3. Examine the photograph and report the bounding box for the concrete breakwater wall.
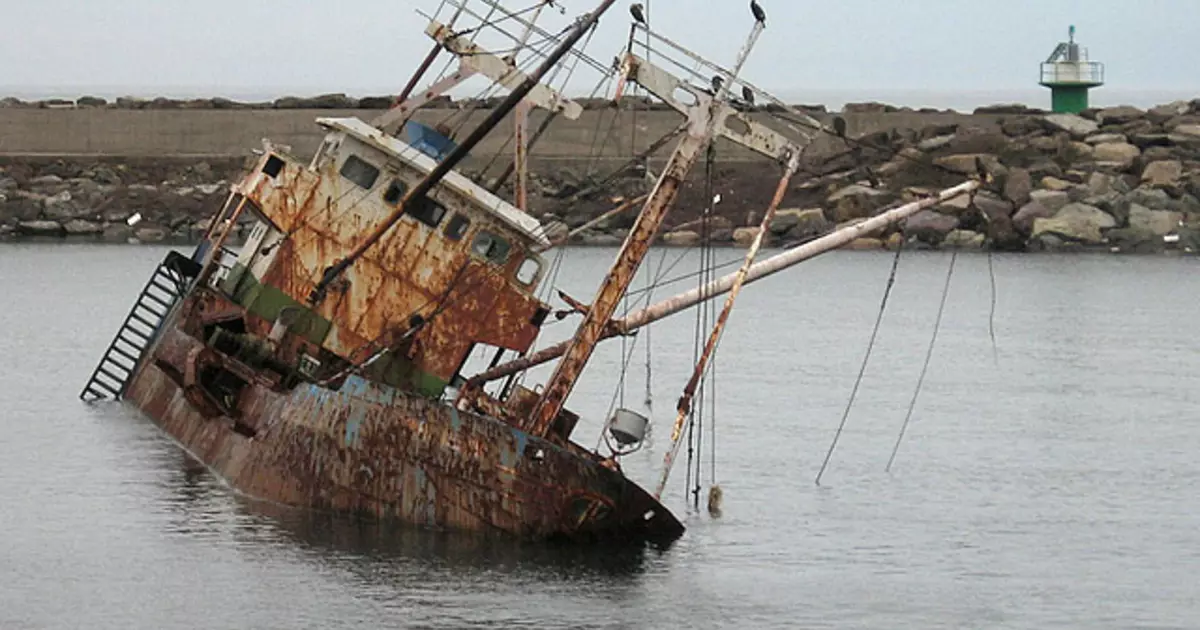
[2,101,1200,254]
[0,106,996,162]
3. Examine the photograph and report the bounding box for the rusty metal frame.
[654,149,801,499]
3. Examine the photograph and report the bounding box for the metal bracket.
[373,18,583,136]
[621,53,798,164]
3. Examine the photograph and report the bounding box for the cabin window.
[471,230,510,264]
[339,155,379,190]
[383,179,407,205]
[407,196,447,228]
[444,213,471,241]
[262,155,285,178]
[516,256,541,286]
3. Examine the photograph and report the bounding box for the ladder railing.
[80,251,200,402]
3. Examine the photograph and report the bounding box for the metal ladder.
[80,251,199,402]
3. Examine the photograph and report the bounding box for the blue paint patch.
[344,405,366,448]
[448,405,463,431]
[498,431,527,468]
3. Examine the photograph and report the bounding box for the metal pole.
[654,150,800,499]
[465,180,981,385]
[521,19,766,439]
[309,0,620,305]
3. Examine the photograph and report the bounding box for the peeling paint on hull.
[122,325,685,545]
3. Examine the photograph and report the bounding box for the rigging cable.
[885,250,958,473]
[814,244,904,486]
[987,250,999,365]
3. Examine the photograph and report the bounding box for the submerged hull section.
[122,324,684,545]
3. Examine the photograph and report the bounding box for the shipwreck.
[80,0,979,545]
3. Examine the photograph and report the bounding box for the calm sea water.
[2,243,1198,629]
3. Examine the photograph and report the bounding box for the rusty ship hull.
[119,302,683,544]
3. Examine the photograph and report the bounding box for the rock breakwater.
[3,100,1200,253]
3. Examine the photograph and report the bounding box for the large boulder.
[732,227,768,247]
[1031,203,1117,244]
[1091,142,1141,169]
[16,220,65,237]
[1029,189,1070,212]
[1002,167,1033,206]
[1141,160,1184,189]
[1096,106,1145,126]
[1147,101,1190,124]
[662,230,701,246]
[902,210,959,244]
[1042,114,1100,138]
[826,184,893,223]
[1127,204,1182,236]
[778,209,832,242]
[942,229,985,249]
[0,191,46,222]
[1105,227,1164,253]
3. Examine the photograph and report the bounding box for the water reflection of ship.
[234,495,657,581]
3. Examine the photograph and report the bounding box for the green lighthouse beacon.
[1040,25,1105,114]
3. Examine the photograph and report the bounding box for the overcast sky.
[3,0,1198,109]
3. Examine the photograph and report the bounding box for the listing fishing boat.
[79,0,978,545]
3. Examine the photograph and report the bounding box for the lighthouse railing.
[1040,61,1104,85]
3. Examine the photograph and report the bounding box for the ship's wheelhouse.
[205,117,553,399]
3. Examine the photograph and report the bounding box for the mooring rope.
[987,250,999,365]
[814,244,904,486]
[886,250,958,473]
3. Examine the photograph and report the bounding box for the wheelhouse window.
[339,155,379,190]
[407,196,447,228]
[471,230,511,264]
[444,213,471,241]
[382,179,407,205]
[516,256,542,286]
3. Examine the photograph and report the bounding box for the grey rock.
[1000,117,1044,137]
[62,219,104,235]
[1141,160,1184,188]
[1,191,46,222]
[1087,172,1117,197]
[1031,203,1116,244]
[102,224,134,243]
[1096,106,1145,126]
[133,226,169,243]
[661,230,701,246]
[774,208,830,240]
[1002,168,1032,208]
[1127,204,1182,236]
[1084,132,1128,145]
[1129,133,1172,150]
[917,134,955,151]
[1172,123,1200,137]
[1029,189,1070,212]
[1043,114,1100,138]
[1147,101,1190,123]
[42,191,86,220]
[1125,187,1173,210]
[29,174,64,188]
[1012,201,1055,234]
[972,191,1015,221]
[827,184,892,223]
[1106,227,1165,253]
[902,210,959,244]
[1091,142,1141,169]
[942,229,985,249]
[16,220,65,236]
[933,153,996,175]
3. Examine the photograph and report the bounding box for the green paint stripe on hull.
[224,263,448,397]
